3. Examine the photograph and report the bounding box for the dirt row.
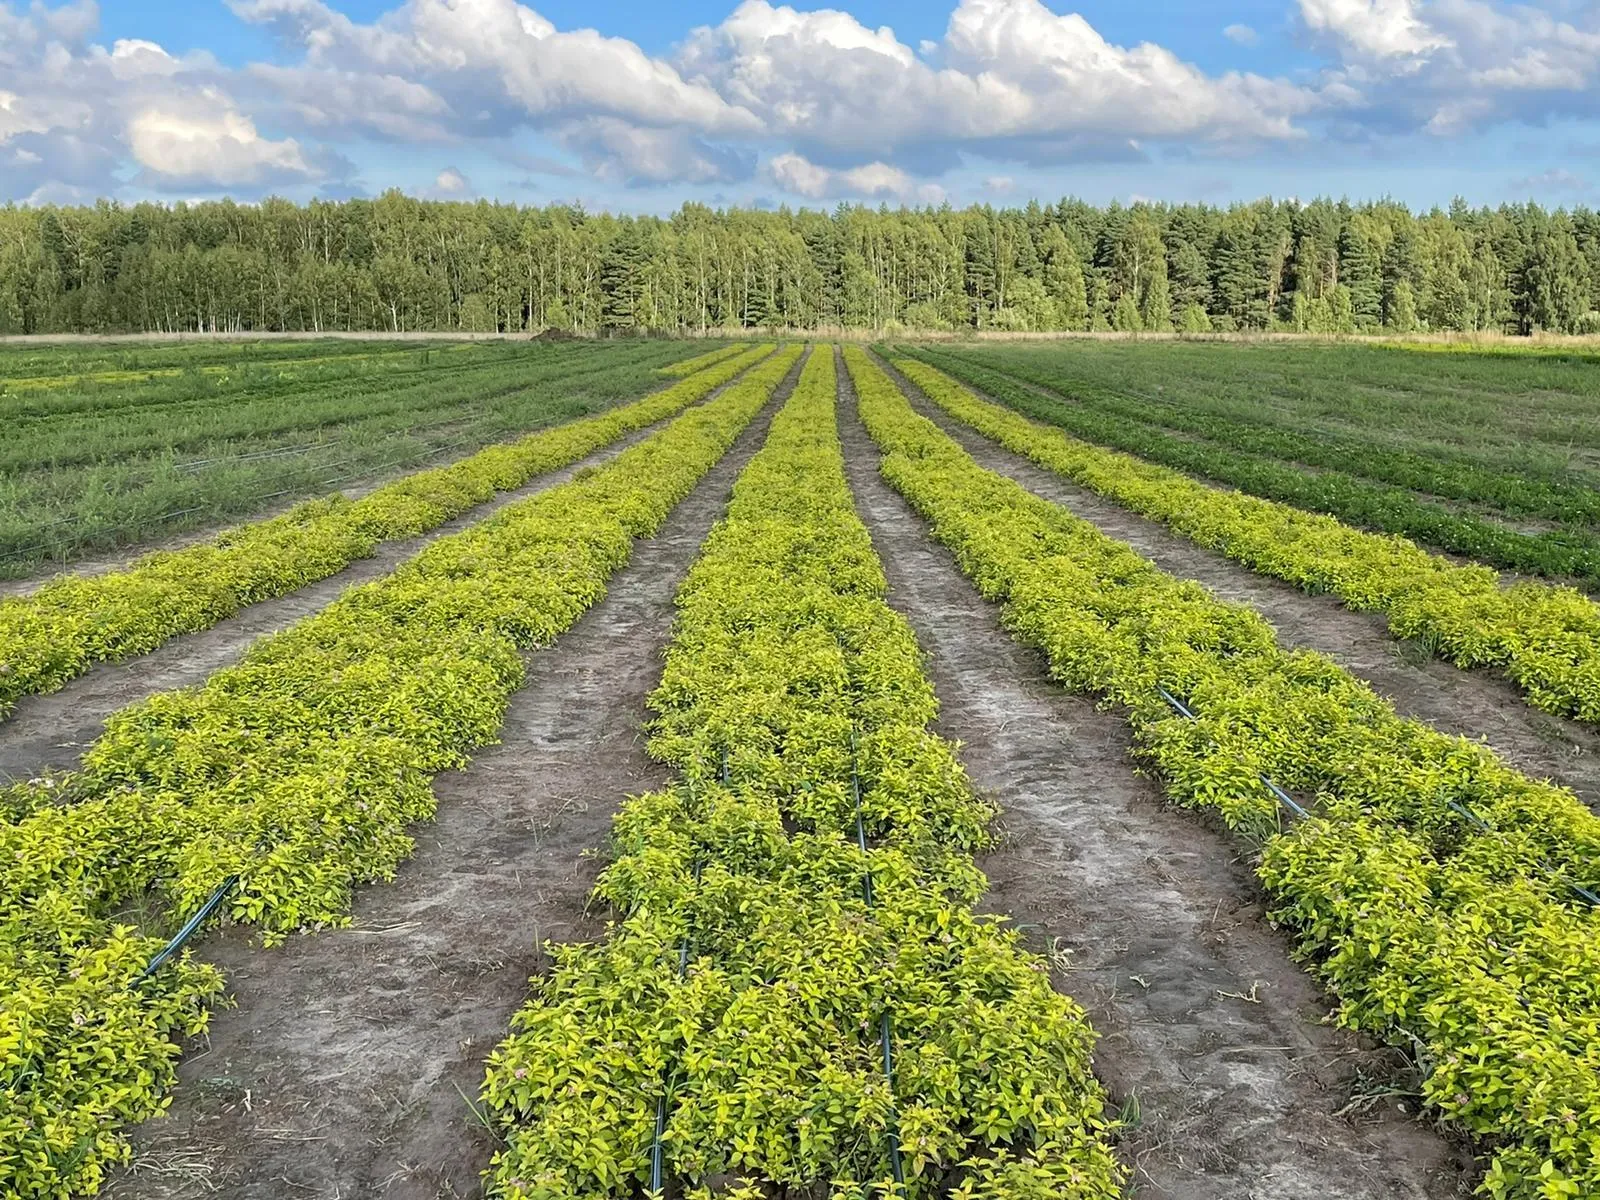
[104,354,808,1200]
[874,354,1600,812]
[835,350,1474,1199]
[0,372,760,787]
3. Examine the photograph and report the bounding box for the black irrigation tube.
[849,728,906,1192]
[136,873,240,980]
[646,751,726,1196]
[1154,685,1600,908]
[1156,686,1309,819]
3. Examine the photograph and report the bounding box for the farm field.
[902,339,1600,587]
[0,337,722,575]
[4,336,1600,1200]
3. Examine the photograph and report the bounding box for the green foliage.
[0,338,713,572]
[0,345,803,1198]
[3,195,1596,339]
[1177,302,1211,333]
[0,346,776,721]
[910,347,1600,590]
[895,354,1600,726]
[481,348,1122,1199]
[846,347,1600,1200]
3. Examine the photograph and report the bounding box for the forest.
[2,191,1599,337]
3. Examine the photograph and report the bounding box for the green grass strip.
[658,343,747,376]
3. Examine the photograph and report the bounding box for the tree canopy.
[2,191,1598,336]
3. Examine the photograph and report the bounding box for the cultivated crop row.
[1,339,707,571]
[908,349,1600,587]
[481,348,1122,1198]
[0,345,801,1200]
[846,346,1600,1200]
[0,345,776,722]
[658,343,746,376]
[918,346,1600,528]
[893,357,1600,728]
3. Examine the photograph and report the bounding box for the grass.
[0,338,707,576]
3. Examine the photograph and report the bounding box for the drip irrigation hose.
[647,749,726,1196]
[1156,686,1310,819]
[136,873,240,979]
[1156,686,1598,907]
[849,729,906,1192]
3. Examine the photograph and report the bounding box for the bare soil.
[0,401,722,786]
[877,355,1600,813]
[101,355,804,1200]
[836,352,1477,1197]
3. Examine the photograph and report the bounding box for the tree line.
[3,191,1599,337]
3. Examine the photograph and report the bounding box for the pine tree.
[1522,226,1587,333]
[1088,274,1111,331]
[1338,221,1383,328]
[1386,279,1419,332]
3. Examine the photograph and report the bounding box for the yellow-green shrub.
[896,357,1600,728]
[482,349,1122,1200]
[850,346,1600,1200]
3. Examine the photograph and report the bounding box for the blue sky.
[4,0,1598,212]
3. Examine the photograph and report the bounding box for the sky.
[2,0,1598,214]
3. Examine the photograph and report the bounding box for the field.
[0,338,707,576]
[902,339,1600,586]
[1,336,1598,1200]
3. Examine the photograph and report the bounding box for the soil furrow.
[835,350,1475,1199]
[875,354,1600,812]
[102,353,806,1200]
[0,384,741,785]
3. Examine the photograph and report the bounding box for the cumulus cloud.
[128,99,319,189]
[230,0,760,134]
[0,0,335,196]
[1302,0,1600,135]
[680,0,1313,170]
[5,0,1600,205]
[767,151,946,202]
[1300,0,1446,58]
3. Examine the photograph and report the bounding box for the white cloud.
[230,0,760,135]
[1300,0,1447,58]
[434,166,470,194]
[1303,0,1600,135]
[984,174,1015,192]
[680,0,1313,167]
[128,98,316,187]
[767,151,945,202]
[0,0,338,196]
[1223,23,1258,46]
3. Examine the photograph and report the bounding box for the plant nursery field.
[1,337,1597,1200]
